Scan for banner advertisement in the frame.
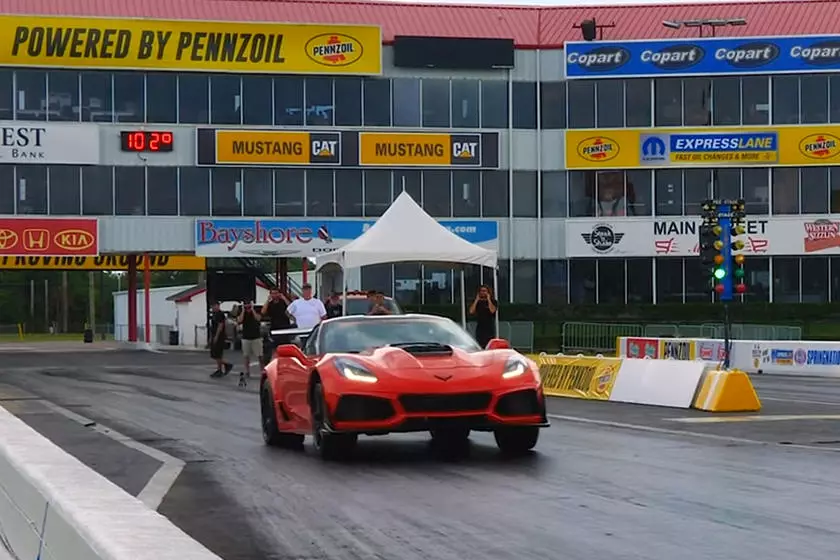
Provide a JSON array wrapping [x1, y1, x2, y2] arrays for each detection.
[[209, 130, 341, 166], [659, 339, 695, 361], [623, 337, 659, 359], [0, 218, 98, 257], [0, 122, 100, 164], [537, 356, 620, 400], [0, 255, 205, 271], [565, 126, 840, 170], [0, 15, 382, 75], [564, 35, 840, 79], [359, 132, 483, 167], [195, 219, 499, 257]]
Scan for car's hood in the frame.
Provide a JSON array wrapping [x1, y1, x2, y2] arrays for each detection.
[[331, 346, 519, 372]]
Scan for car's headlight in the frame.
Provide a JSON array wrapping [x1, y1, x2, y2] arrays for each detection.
[[502, 357, 528, 379], [335, 358, 378, 383]]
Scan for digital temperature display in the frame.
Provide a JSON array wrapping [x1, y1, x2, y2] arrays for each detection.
[[120, 131, 174, 153]]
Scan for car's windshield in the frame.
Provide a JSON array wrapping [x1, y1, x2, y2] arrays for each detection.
[[320, 317, 480, 354], [343, 297, 403, 315]]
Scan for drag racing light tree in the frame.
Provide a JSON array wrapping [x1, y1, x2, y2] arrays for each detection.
[[699, 201, 724, 293], [730, 199, 747, 296]]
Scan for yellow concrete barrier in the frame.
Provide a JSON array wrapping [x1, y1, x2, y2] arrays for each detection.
[[692, 369, 761, 413]]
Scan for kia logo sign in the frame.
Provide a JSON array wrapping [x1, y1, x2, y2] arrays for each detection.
[[566, 46, 631, 72], [714, 42, 780, 68], [640, 44, 704, 70], [791, 41, 840, 66]]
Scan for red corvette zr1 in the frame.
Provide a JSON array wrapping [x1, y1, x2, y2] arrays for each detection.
[[259, 314, 549, 460]]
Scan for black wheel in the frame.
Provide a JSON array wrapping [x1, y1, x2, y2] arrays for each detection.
[[261, 386, 283, 446], [494, 427, 540, 455], [311, 381, 357, 460]]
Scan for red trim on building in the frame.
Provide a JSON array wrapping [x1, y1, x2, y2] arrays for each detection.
[[0, 0, 835, 48]]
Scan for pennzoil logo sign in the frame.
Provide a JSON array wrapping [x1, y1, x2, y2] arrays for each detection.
[[359, 132, 482, 167], [576, 136, 620, 163], [799, 133, 840, 160], [305, 33, 364, 67]]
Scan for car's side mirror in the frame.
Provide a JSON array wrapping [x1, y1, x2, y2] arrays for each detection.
[[275, 344, 307, 360], [486, 338, 511, 350]]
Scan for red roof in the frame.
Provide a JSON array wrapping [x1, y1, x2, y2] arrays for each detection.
[[1, 0, 838, 49]]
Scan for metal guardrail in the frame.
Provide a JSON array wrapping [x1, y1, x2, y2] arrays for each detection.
[[466, 321, 534, 352], [562, 321, 804, 354]]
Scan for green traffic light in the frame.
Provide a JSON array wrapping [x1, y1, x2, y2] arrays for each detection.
[[713, 268, 726, 280], [734, 268, 745, 279]]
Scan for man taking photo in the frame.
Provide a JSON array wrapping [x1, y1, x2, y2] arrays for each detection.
[[238, 299, 262, 384], [261, 288, 292, 362], [287, 283, 327, 329], [209, 302, 233, 378], [469, 285, 498, 348]]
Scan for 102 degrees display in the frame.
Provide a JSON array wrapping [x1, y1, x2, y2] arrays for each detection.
[[120, 131, 174, 153]]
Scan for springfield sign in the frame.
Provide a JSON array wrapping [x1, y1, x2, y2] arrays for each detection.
[[195, 219, 499, 258], [0, 15, 382, 74]]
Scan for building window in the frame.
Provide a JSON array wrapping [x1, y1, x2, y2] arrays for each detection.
[[81, 71, 113, 123], [773, 257, 800, 302], [481, 80, 508, 128], [801, 167, 829, 214], [392, 79, 420, 127], [541, 259, 568, 305], [685, 258, 712, 302], [363, 78, 391, 127], [179, 167, 210, 216], [655, 258, 683, 303], [626, 170, 652, 216], [274, 168, 305, 216], [627, 258, 653, 303], [423, 265, 451, 304], [363, 170, 391, 217], [654, 169, 683, 216], [540, 82, 566, 129], [395, 263, 422, 305], [567, 81, 595, 129], [802, 256, 829, 303], [422, 169, 451, 218], [712, 77, 740, 126], [82, 167, 113, 215], [0, 166, 14, 214], [422, 79, 450, 128], [801, 75, 829, 124], [334, 77, 362, 127], [772, 76, 799, 124], [114, 167, 145, 216], [452, 169, 481, 218], [361, 264, 393, 297], [15, 70, 47, 121], [210, 74, 241, 125], [831, 167, 840, 213], [512, 81, 536, 129], [713, 168, 741, 200], [146, 73, 177, 123], [451, 79, 479, 128], [597, 259, 624, 304], [274, 77, 304, 126], [512, 171, 537, 218], [335, 169, 362, 217], [47, 71, 80, 122], [742, 76, 769, 125], [393, 169, 421, 204], [242, 76, 272, 126], [305, 77, 333, 126], [595, 171, 625, 217], [683, 78, 711, 126], [113, 72, 144, 123], [17, 165, 48, 214], [745, 256, 770, 302], [513, 260, 538, 304], [306, 169, 334, 217], [743, 168, 770, 215], [211, 167, 242, 216], [772, 167, 799, 215], [595, 80, 623, 128], [654, 78, 681, 126], [625, 79, 651, 127], [831, 76, 840, 123], [147, 167, 178, 216], [683, 169, 711, 216], [541, 171, 567, 218], [179, 74, 209, 124], [0, 69, 12, 121], [569, 259, 596, 304], [48, 166, 81, 215], [568, 171, 595, 217], [481, 170, 508, 217], [242, 168, 273, 216]]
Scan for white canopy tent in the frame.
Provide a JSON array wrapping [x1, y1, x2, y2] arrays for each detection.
[[315, 191, 498, 331]]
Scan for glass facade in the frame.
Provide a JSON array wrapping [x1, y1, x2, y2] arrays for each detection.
[[1, 67, 839, 305]]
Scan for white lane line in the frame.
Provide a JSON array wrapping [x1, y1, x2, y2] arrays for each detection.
[[40, 400, 185, 511], [669, 414, 840, 424], [546, 413, 840, 453], [759, 396, 840, 407]]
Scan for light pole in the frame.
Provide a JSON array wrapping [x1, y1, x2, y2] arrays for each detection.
[[662, 18, 747, 37]]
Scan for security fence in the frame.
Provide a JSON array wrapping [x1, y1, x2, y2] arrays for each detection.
[[561, 321, 804, 355]]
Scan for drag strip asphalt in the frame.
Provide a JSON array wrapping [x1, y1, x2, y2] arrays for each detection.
[[1, 348, 839, 560]]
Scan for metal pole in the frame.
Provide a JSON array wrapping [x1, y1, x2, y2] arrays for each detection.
[[88, 271, 95, 335], [459, 269, 466, 329], [62, 271, 69, 333], [144, 253, 152, 345], [44, 279, 49, 331], [723, 302, 731, 369], [29, 279, 34, 317]]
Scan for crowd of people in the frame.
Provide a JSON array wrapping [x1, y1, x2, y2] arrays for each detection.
[[207, 284, 497, 380]]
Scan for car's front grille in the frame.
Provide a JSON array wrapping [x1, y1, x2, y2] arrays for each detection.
[[495, 389, 542, 416], [399, 392, 492, 413], [333, 395, 395, 422]]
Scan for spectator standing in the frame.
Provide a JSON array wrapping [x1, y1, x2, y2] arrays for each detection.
[[287, 283, 327, 329], [209, 301, 233, 378], [325, 292, 343, 318], [238, 300, 262, 383], [469, 285, 498, 348]]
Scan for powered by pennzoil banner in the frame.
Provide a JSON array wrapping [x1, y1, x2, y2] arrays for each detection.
[[0, 255, 206, 271], [536, 355, 620, 400], [196, 129, 341, 166], [359, 132, 497, 167], [0, 15, 381, 74]]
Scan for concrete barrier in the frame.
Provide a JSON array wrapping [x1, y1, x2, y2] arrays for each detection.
[[0, 405, 221, 560]]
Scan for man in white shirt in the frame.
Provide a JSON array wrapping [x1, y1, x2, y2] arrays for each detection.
[[286, 283, 327, 329]]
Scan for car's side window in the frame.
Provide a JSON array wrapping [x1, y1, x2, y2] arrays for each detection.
[[303, 325, 320, 356]]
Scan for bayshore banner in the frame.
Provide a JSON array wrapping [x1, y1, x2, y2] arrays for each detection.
[[565, 126, 840, 170], [564, 215, 840, 257], [195, 219, 499, 257], [0, 15, 381, 74]]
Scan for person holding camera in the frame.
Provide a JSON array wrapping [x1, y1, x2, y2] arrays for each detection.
[[238, 299, 262, 382], [261, 288, 292, 360], [469, 285, 498, 348]]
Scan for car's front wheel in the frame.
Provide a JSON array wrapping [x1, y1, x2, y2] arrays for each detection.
[[494, 426, 540, 455], [311, 381, 357, 460]]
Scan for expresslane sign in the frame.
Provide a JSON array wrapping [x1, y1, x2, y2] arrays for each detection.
[[211, 130, 340, 165], [564, 35, 840, 79], [0, 15, 382, 74], [359, 133, 482, 167]]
